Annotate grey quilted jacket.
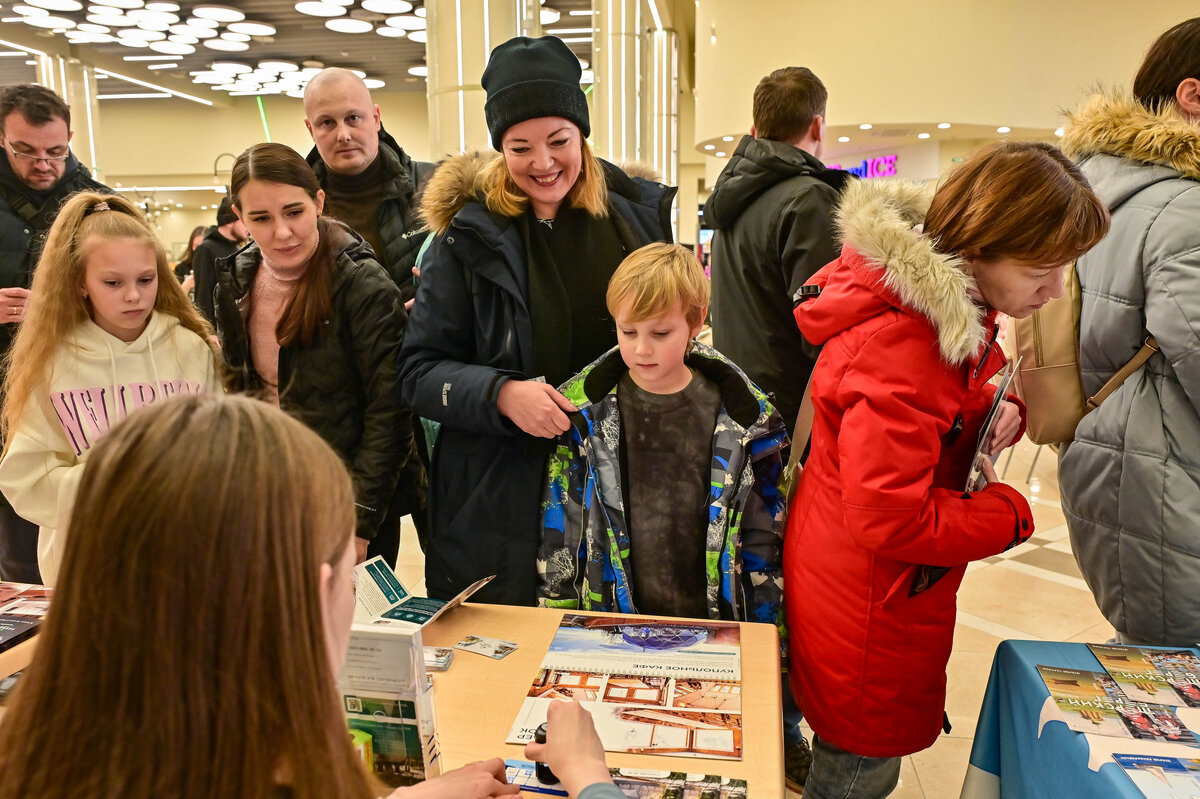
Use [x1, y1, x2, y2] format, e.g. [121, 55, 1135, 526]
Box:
[1058, 94, 1200, 645]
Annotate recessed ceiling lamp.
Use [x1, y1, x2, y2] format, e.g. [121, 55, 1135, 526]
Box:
[577, 58, 589, 69]
[407, 64, 427, 77]
[210, 60, 251, 73]
[190, 69, 233, 83]
[87, 4, 122, 14]
[579, 70, 593, 84]
[1054, 127, 1065, 137]
[295, 1, 345, 16]
[917, 132, 930, 139]
[67, 31, 114, 42]
[12, 5, 50, 16]
[721, 136, 733, 142]
[128, 9, 177, 27]
[88, 12, 138, 25]
[326, 17, 372, 33]
[715, 151, 726, 157]
[259, 59, 298, 72]
[167, 33, 197, 43]
[414, 5, 424, 16]
[176, 25, 216, 38]
[837, 136, 850, 143]
[144, 1, 179, 9]
[408, 29, 426, 43]
[116, 38, 149, 47]
[362, 0, 411, 12]
[146, 61, 177, 68]
[540, 8, 559, 24]
[149, 39, 193, 54]
[286, 89, 305, 99]
[385, 13, 424, 29]
[27, 0, 84, 11]
[184, 15, 218, 27]
[376, 26, 405, 37]
[203, 38, 249, 51]
[119, 26, 166, 39]
[364, 78, 385, 89]
[192, 4, 242, 22]
[124, 52, 175, 59]
[78, 21, 110, 31]
[23, 14, 76, 27]
[997, 126, 1011, 134]
[937, 122, 951, 129]
[227, 20, 276, 36]
[100, 0, 146, 8]
[703, 144, 714, 150]
[859, 123, 872, 130]
[221, 31, 251, 42]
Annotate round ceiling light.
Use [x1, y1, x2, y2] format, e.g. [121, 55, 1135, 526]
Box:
[376, 26, 405, 37]
[149, 40, 194, 54]
[295, 1, 345, 16]
[128, 8, 178, 25]
[116, 37, 149, 47]
[407, 64, 427, 77]
[414, 5, 425, 16]
[26, 0, 84, 11]
[408, 29, 426, 42]
[227, 20, 276, 36]
[145, 1, 180, 9]
[192, 4, 243, 22]
[190, 70, 233, 84]
[203, 38, 250, 51]
[87, 4, 122, 14]
[210, 60, 251, 73]
[99, 0, 145, 8]
[220, 31, 251, 42]
[167, 33, 197, 43]
[90, 12, 138, 25]
[12, 5, 50, 16]
[174, 24, 216, 38]
[363, 77, 386, 89]
[286, 89, 305, 99]
[540, 8, 559, 24]
[118, 26, 166, 39]
[362, 0, 412, 12]
[184, 15, 218, 27]
[258, 59, 298, 72]
[326, 17, 372, 33]
[67, 32, 115, 42]
[23, 14, 76, 27]
[77, 21, 110, 31]
[385, 13, 424, 29]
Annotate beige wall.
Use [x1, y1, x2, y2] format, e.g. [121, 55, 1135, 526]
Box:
[694, 1, 1197, 145]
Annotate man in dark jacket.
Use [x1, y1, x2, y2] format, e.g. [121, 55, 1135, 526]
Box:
[702, 67, 851, 439]
[190, 197, 246, 325]
[303, 67, 430, 564]
[0, 84, 110, 583]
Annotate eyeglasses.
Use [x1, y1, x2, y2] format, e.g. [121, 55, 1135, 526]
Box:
[4, 141, 69, 165]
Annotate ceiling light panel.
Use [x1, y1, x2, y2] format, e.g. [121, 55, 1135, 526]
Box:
[23, 14, 77, 27]
[295, 1, 345, 16]
[88, 12, 137, 25]
[184, 15, 218, 27]
[362, 0, 412, 12]
[326, 18, 372, 33]
[27, 0, 84, 11]
[202, 38, 249, 51]
[209, 59, 251, 73]
[376, 26, 405, 37]
[148, 40, 193, 54]
[258, 60, 298, 72]
[385, 14, 424, 29]
[407, 29, 426, 42]
[77, 21, 110, 31]
[191, 4, 243, 22]
[118, 27, 166, 40]
[226, 20, 276, 36]
[220, 32, 251, 42]
[99, 0, 145, 8]
[13, 5, 51, 15]
[144, 1, 179, 9]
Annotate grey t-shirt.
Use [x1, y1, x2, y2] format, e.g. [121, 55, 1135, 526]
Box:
[619, 369, 722, 618]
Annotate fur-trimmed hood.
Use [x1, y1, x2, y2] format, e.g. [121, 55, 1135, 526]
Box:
[1061, 93, 1200, 181]
[796, 179, 984, 366]
[418, 151, 494, 235]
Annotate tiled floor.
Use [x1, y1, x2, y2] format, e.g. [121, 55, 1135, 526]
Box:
[394, 434, 1113, 798]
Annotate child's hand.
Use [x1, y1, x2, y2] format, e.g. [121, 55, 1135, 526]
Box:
[523, 700, 614, 795]
[987, 400, 1021, 455]
[497, 380, 577, 438]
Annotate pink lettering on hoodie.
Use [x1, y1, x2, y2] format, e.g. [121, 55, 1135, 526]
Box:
[50, 380, 203, 457]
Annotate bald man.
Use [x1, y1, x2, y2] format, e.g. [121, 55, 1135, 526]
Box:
[303, 67, 432, 566]
[303, 68, 433, 302]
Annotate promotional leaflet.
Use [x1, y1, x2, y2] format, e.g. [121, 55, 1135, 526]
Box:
[0, 582, 53, 653]
[505, 759, 748, 798]
[1037, 664, 1200, 746]
[1090, 644, 1200, 708]
[353, 555, 493, 627]
[508, 614, 744, 760]
[1113, 753, 1200, 799]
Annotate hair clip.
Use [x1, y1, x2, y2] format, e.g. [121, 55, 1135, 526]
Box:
[84, 201, 111, 216]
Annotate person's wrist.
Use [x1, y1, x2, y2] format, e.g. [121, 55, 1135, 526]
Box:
[558, 761, 614, 795]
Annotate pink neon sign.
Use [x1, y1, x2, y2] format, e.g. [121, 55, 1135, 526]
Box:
[828, 154, 898, 179]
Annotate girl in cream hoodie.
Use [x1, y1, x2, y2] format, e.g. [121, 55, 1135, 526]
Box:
[0, 192, 222, 584]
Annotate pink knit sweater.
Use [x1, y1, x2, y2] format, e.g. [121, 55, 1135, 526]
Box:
[249, 256, 305, 405]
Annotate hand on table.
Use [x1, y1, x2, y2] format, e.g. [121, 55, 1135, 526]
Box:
[987, 400, 1021, 455]
[497, 380, 576, 438]
[0, 287, 30, 324]
[523, 699, 614, 796]
[388, 757, 518, 798]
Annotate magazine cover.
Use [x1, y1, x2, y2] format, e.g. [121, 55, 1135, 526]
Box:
[1113, 754, 1200, 799]
[505, 759, 748, 798]
[507, 615, 743, 760]
[1090, 644, 1200, 709]
[1037, 665, 1200, 746]
[0, 582, 53, 652]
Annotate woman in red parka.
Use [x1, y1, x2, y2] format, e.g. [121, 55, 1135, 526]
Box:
[786, 141, 1109, 799]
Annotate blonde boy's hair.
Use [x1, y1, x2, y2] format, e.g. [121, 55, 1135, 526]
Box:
[606, 242, 709, 329]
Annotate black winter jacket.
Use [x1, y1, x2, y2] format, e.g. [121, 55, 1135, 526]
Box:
[702, 135, 851, 436]
[214, 220, 424, 539]
[307, 128, 433, 302]
[399, 154, 676, 605]
[191, 226, 241, 325]
[0, 155, 109, 361]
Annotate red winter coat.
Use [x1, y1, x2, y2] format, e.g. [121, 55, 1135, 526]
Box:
[784, 180, 1034, 758]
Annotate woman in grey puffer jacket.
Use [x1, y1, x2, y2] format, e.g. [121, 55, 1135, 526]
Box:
[1058, 17, 1200, 646]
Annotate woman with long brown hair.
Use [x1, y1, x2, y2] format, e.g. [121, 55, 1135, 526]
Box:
[214, 142, 423, 566]
[0, 394, 520, 798]
[399, 35, 676, 605]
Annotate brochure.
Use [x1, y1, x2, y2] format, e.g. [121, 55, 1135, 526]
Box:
[507, 614, 744, 760]
[1037, 665, 1200, 746]
[1113, 753, 1200, 799]
[1091, 644, 1200, 708]
[965, 356, 1019, 492]
[505, 759, 748, 797]
[0, 582, 53, 653]
[353, 556, 493, 628]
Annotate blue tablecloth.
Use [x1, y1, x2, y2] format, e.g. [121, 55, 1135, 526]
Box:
[963, 640, 1145, 799]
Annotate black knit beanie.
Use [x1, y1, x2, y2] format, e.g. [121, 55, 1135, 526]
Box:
[482, 35, 590, 150]
[216, 195, 238, 226]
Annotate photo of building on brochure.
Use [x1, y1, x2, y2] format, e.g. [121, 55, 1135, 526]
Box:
[506, 759, 748, 798]
[1090, 643, 1200, 708]
[342, 692, 437, 788]
[509, 615, 744, 759]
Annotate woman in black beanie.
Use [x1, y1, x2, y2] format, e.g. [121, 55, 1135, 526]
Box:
[399, 35, 677, 606]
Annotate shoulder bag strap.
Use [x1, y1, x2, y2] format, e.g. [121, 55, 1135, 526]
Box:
[1084, 336, 1159, 412]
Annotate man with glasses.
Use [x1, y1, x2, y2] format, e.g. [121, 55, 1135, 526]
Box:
[0, 83, 110, 583]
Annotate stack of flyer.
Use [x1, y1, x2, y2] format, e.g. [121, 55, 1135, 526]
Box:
[337, 557, 491, 788]
[507, 614, 744, 760]
[0, 582, 53, 653]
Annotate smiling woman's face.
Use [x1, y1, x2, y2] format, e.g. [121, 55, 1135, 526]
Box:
[501, 116, 583, 220]
[235, 179, 324, 271]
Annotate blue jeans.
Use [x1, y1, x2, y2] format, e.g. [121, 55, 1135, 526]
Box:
[803, 736, 901, 799]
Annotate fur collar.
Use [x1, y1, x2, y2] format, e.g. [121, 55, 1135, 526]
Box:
[1062, 93, 1200, 180]
[418, 151, 494, 235]
[835, 179, 984, 365]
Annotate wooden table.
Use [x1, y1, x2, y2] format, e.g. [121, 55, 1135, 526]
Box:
[422, 603, 784, 798]
[0, 637, 35, 683]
